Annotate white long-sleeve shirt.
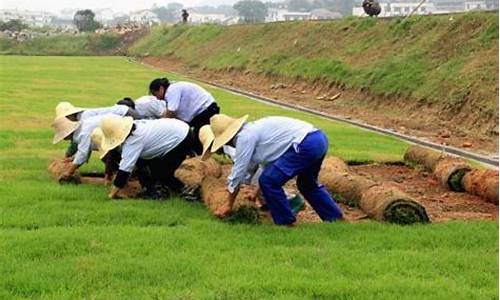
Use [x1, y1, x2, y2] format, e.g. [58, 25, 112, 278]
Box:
[119, 119, 190, 173]
[78, 104, 129, 121]
[134, 96, 167, 119]
[227, 116, 315, 193]
[72, 114, 120, 165]
[165, 81, 215, 122]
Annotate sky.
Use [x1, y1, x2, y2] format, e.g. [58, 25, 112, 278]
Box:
[1, 0, 240, 14]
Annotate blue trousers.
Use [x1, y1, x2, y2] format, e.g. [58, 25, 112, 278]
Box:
[259, 130, 343, 225]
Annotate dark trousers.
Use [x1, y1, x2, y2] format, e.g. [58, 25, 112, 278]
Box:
[188, 102, 220, 155]
[139, 132, 193, 193]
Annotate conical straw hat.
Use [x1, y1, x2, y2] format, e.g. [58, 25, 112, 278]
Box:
[199, 125, 215, 161]
[52, 117, 80, 144]
[90, 127, 106, 159]
[99, 116, 134, 159]
[55, 101, 85, 120]
[210, 114, 248, 153]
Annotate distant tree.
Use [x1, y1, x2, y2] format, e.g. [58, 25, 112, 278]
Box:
[73, 9, 102, 32]
[0, 19, 28, 31]
[288, 0, 313, 11]
[233, 0, 268, 23]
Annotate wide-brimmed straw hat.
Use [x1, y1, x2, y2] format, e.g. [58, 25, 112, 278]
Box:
[210, 114, 248, 153]
[52, 117, 80, 144]
[99, 116, 134, 159]
[90, 127, 106, 159]
[199, 125, 215, 161]
[55, 101, 85, 120]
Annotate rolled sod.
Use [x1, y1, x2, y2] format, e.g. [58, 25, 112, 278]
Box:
[175, 157, 222, 188]
[320, 156, 429, 224]
[462, 169, 499, 204]
[361, 183, 430, 224]
[404, 145, 498, 203]
[404, 145, 445, 171]
[201, 176, 261, 224]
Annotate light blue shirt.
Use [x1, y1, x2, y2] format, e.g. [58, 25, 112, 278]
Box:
[227, 116, 315, 193]
[119, 119, 190, 173]
[72, 114, 120, 165]
[165, 81, 215, 122]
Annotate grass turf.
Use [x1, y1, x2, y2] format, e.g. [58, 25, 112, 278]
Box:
[0, 56, 497, 299]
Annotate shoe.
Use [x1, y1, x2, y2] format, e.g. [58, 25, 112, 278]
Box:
[289, 194, 306, 216]
[138, 187, 162, 200]
[180, 186, 201, 202]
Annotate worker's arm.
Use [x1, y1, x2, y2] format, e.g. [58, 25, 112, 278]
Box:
[163, 110, 176, 118]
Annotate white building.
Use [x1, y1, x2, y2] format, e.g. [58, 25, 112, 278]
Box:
[129, 10, 160, 25]
[266, 8, 290, 22]
[189, 12, 228, 24]
[282, 12, 311, 21]
[310, 8, 343, 19]
[464, 0, 488, 10]
[94, 8, 115, 23]
[0, 9, 54, 27]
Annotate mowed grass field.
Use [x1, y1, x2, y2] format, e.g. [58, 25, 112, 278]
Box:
[0, 56, 497, 299]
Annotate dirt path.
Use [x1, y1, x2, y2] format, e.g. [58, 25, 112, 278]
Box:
[141, 56, 499, 156]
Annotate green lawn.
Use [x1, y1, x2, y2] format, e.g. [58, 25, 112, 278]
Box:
[0, 56, 497, 299]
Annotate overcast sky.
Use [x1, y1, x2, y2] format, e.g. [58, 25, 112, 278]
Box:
[1, 0, 240, 14]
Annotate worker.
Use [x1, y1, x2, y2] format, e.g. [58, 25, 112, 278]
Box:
[205, 114, 343, 226]
[98, 117, 193, 199]
[52, 114, 122, 182]
[149, 77, 220, 155]
[199, 125, 306, 215]
[116, 96, 167, 120]
[181, 9, 189, 23]
[362, 0, 381, 17]
[54, 101, 136, 159]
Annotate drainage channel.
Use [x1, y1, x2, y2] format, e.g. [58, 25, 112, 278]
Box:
[134, 58, 499, 168]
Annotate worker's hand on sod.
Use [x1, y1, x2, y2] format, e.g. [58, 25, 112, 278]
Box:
[108, 186, 122, 199]
[215, 190, 238, 218]
[60, 163, 78, 181]
[242, 186, 260, 202]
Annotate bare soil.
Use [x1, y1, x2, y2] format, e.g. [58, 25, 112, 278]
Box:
[141, 56, 499, 156]
[296, 163, 498, 223]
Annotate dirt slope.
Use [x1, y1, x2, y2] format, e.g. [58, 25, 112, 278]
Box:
[130, 12, 499, 153]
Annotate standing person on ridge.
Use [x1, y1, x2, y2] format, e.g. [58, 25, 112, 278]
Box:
[149, 77, 220, 155]
[204, 114, 343, 226]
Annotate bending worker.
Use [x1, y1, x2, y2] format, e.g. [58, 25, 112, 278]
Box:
[205, 114, 343, 226]
[149, 77, 220, 155]
[97, 117, 193, 199]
